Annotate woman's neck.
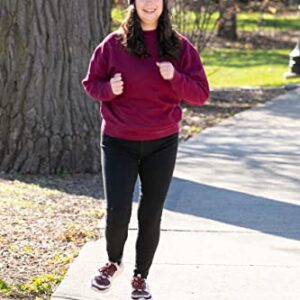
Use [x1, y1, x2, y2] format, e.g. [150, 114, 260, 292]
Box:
[141, 23, 158, 31]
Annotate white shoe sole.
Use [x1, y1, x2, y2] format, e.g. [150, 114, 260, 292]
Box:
[131, 294, 153, 300]
[90, 263, 124, 293]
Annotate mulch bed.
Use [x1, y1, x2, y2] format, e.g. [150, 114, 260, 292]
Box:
[0, 88, 287, 299]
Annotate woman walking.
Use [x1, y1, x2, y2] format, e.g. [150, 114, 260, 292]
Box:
[82, 0, 209, 299]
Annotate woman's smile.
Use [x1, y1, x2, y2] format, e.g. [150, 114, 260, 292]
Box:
[135, 0, 163, 30]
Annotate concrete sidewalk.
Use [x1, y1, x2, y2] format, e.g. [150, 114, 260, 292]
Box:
[51, 88, 300, 300]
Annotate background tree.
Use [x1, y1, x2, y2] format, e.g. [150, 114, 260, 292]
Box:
[217, 0, 238, 41]
[0, 0, 112, 174]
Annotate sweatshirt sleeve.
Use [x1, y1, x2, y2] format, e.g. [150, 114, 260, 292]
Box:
[169, 38, 210, 106]
[81, 39, 116, 102]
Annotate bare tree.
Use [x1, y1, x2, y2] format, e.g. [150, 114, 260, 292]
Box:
[0, 0, 112, 174]
[169, 0, 219, 51]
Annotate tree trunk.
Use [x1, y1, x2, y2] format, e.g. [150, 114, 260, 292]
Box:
[217, 0, 238, 41]
[0, 0, 112, 174]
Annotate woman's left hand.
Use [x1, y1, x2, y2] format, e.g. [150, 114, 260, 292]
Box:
[156, 61, 175, 80]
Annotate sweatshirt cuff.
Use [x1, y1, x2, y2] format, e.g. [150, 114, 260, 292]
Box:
[170, 68, 182, 85]
[103, 81, 116, 101]
[169, 69, 183, 96]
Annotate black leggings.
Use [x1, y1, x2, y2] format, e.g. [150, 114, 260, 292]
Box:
[100, 131, 179, 278]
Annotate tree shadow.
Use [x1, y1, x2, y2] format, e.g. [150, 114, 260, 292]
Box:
[132, 176, 300, 241]
[169, 177, 300, 241]
[262, 88, 300, 120]
[176, 131, 300, 194]
[1, 164, 299, 242]
[239, 18, 300, 31]
[0, 173, 104, 199]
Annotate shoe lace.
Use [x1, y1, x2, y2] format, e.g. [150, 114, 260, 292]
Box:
[132, 275, 146, 290]
[99, 262, 117, 278]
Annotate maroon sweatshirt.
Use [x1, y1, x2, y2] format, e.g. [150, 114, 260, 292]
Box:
[82, 29, 209, 141]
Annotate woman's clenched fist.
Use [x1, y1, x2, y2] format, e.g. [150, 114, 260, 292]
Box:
[110, 73, 124, 95]
[156, 61, 175, 80]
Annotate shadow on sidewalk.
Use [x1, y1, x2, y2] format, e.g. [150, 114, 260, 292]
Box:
[2, 171, 299, 242]
[158, 176, 300, 241]
[263, 90, 300, 120]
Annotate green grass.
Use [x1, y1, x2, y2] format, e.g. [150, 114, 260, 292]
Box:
[0, 238, 79, 298]
[211, 12, 299, 32]
[202, 48, 300, 87]
[112, 8, 299, 32]
[111, 7, 127, 30]
[186, 11, 299, 32]
[237, 12, 300, 31]
[0, 272, 66, 298]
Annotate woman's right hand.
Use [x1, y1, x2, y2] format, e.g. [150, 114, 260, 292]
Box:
[110, 73, 124, 96]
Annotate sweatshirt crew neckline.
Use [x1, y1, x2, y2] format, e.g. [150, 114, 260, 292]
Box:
[142, 28, 157, 36]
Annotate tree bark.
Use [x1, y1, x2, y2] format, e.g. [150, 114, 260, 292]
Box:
[217, 0, 238, 41]
[0, 0, 112, 174]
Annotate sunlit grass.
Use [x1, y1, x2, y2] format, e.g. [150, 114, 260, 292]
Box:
[112, 8, 299, 32]
[178, 11, 299, 32]
[202, 48, 300, 87]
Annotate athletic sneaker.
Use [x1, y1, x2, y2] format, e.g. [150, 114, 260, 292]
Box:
[91, 261, 124, 292]
[131, 274, 152, 300]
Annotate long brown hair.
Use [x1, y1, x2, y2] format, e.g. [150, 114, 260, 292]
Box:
[116, 0, 182, 61]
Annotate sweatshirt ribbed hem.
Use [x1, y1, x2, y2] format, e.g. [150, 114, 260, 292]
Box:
[101, 121, 179, 141]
